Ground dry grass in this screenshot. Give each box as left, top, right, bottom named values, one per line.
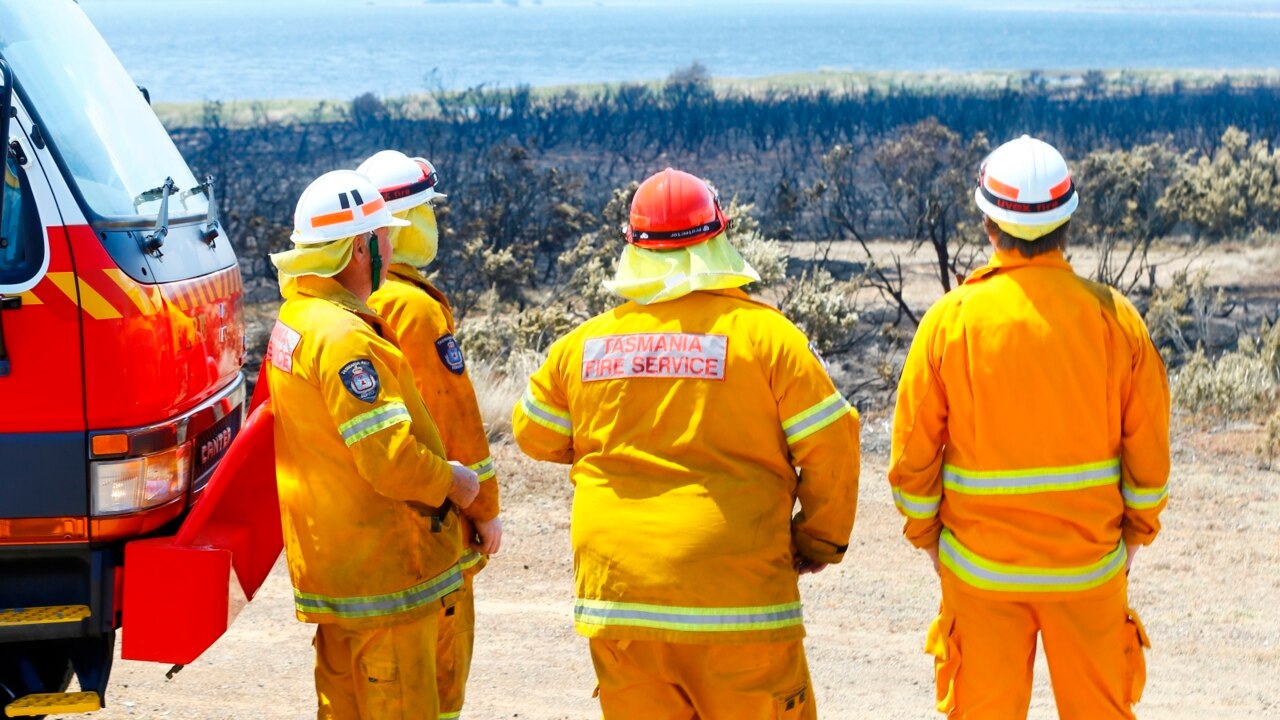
left=469, top=352, right=545, bottom=443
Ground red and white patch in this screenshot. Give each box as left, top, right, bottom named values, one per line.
left=582, top=333, right=728, bottom=382
left=267, top=321, right=302, bottom=374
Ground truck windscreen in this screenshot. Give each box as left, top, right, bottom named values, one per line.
left=0, top=0, right=207, bottom=221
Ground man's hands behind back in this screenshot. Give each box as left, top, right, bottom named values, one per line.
left=448, top=462, right=480, bottom=508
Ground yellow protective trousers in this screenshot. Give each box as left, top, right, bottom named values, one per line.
left=435, top=573, right=476, bottom=720
left=589, top=638, right=815, bottom=720
left=314, top=612, right=440, bottom=720
left=928, top=578, right=1150, bottom=720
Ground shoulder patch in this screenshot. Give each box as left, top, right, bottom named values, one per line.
left=339, top=359, right=381, bottom=403
left=435, top=334, right=466, bottom=375
left=267, top=321, right=302, bottom=374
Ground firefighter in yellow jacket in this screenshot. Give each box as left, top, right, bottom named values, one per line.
left=889, top=136, right=1170, bottom=719
left=265, top=169, right=481, bottom=719
left=513, top=168, right=860, bottom=719
left=358, top=150, right=503, bottom=720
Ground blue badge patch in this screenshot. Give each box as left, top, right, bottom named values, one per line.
left=435, top=334, right=466, bottom=376
left=339, top=359, right=381, bottom=403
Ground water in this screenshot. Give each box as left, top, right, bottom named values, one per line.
left=78, top=0, right=1280, bottom=103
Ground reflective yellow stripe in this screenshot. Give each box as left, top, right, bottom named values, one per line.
left=939, top=529, right=1126, bottom=593
left=48, top=271, right=122, bottom=320
left=438, top=712, right=461, bottom=720
left=468, top=456, right=496, bottom=482
left=942, top=458, right=1120, bottom=495
left=575, top=599, right=803, bottom=633
left=1122, top=482, right=1168, bottom=509
left=338, top=403, right=411, bottom=446
left=520, top=388, right=571, bottom=436
left=893, top=488, right=940, bottom=519
left=103, top=268, right=158, bottom=315
left=459, top=549, right=484, bottom=572
left=781, top=392, right=853, bottom=445
left=294, top=564, right=463, bottom=620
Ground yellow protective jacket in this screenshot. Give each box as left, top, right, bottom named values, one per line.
left=889, top=250, right=1170, bottom=602
left=265, top=275, right=464, bottom=630
left=368, top=265, right=500, bottom=577
left=512, top=288, right=860, bottom=645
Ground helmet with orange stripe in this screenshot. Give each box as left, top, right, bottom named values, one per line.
left=974, top=135, right=1078, bottom=241
left=291, top=169, right=408, bottom=246
left=626, top=168, right=729, bottom=250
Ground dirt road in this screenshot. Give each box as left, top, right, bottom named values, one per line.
left=78, top=414, right=1279, bottom=719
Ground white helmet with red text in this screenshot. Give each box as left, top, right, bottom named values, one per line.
left=357, top=150, right=445, bottom=215
left=974, top=135, right=1078, bottom=241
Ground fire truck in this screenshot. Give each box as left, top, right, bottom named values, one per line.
left=1, top=1, right=279, bottom=716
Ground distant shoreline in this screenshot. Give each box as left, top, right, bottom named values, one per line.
left=153, top=67, right=1280, bottom=129
left=986, top=5, right=1280, bottom=19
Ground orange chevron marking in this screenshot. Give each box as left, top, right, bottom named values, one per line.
left=152, top=268, right=242, bottom=317
left=47, top=272, right=123, bottom=321
left=163, top=283, right=189, bottom=312
left=102, top=269, right=158, bottom=316
left=17, top=290, right=42, bottom=305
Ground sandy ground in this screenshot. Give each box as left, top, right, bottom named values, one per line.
left=75, top=415, right=1280, bottom=720
left=72, top=239, right=1280, bottom=719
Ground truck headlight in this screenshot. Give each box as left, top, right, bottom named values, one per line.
left=91, top=442, right=192, bottom=515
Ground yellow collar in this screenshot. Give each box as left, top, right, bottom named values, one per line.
left=701, top=287, right=751, bottom=301
left=965, top=249, right=1073, bottom=285
left=388, top=263, right=430, bottom=288
left=387, top=264, right=452, bottom=311
left=293, top=275, right=377, bottom=317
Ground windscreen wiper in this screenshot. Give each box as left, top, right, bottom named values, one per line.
left=182, top=175, right=221, bottom=246
left=136, top=176, right=174, bottom=257
left=133, top=177, right=174, bottom=206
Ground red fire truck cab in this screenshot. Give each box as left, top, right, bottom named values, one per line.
left=1, top=2, right=277, bottom=715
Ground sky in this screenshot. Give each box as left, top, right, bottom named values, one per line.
left=77, top=0, right=1280, bottom=5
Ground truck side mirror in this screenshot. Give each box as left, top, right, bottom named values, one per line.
left=138, top=85, right=151, bottom=106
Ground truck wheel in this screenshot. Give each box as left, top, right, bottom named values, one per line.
left=0, top=645, right=74, bottom=719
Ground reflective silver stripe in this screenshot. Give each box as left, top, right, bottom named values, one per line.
left=468, top=457, right=496, bottom=482
left=893, top=488, right=940, bottom=519
left=939, top=529, right=1126, bottom=593
left=1122, top=483, right=1168, bottom=509
left=520, top=389, right=572, bottom=435
left=459, top=549, right=484, bottom=572
left=782, top=392, right=853, bottom=445
left=294, top=564, right=463, bottom=619
left=942, top=459, right=1120, bottom=495
left=574, top=599, right=803, bottom=633
left=338, top=402, right=412, bottom=446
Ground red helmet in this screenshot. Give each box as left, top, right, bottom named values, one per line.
left=626, top=168, right=730, bottom=250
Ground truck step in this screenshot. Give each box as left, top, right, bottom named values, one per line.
left=4, top=692, right=101, bottom=717
left=0, top=605, right=90, bottom=627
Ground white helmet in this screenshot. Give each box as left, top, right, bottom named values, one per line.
left=974, top=135, right=1078, bottom=233
left=291, top=169, right=409, bottom=246
left=356, top=150, right=445, bottom=215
